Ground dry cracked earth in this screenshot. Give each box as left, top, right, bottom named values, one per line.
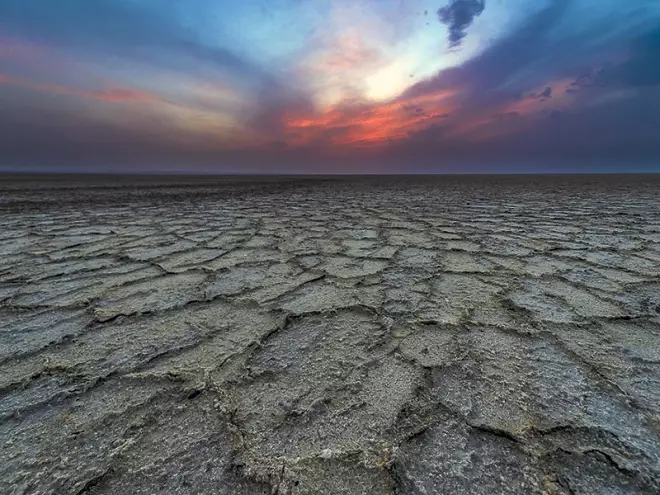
left=0, top=174, right=659, bottom=495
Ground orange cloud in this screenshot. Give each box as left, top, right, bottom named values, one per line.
left=0, top=72, right=162, bottom=104
left=88, top=88, right=160, bottom=103
left=281, top=88, right=458, bottom=149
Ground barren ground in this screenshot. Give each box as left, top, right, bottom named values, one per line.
left=1, top=175, right=659, bottom=494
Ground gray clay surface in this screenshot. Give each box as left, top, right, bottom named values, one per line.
left=0, top=175, right=659, bottom=494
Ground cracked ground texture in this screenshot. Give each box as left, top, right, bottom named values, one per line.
left=0, top=174, right=659, bottom=494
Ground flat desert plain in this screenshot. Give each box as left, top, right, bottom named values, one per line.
left=0, top=175, right=659, bottom=494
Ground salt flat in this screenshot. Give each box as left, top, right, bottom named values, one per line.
left=0, top=175, right=659, bottom=494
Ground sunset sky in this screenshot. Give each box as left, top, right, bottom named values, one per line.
left=1, top=0, right=659, bottom=173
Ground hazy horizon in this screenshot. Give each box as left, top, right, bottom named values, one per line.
left=2, top=163, right=659, bottom=176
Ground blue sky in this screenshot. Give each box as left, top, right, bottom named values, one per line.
left=1, top=0, right=659, bottom=173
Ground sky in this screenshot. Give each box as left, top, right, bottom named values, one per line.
left=1, top=0, right=660, bottom=174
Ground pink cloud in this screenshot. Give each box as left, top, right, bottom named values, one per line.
left=0, top=72, right=162, bottom=105
left=88, top=88, right=160, bottom=103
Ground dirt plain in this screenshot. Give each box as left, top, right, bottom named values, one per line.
left=0, top=174, right=659, bottom=494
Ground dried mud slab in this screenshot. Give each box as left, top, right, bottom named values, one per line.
left=0, top=175, right=659, bottom=494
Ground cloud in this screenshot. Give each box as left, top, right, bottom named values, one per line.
left=531, top=86, right=552, bottom=100
left=491, top=111, right=521, bottom=121
left=378, top=0, right=660, bottom=164
left=0, top=0, right=311, bottom=151
left=0, top=83, right=255, bottom=171
left=0, top=0, right=266, bottom=81
left=597, top=25, right=660, bottom=88
left=561, top=23, right=660, bottom=95
left=437, top=0, right=486, bottom=47
left=0, top=73, right=161, bottom=104
left=89, top=88, right=161, bottom=104
left=2, top=0, right=660, bottom=172
left=406, top=0, right=571, bottom=101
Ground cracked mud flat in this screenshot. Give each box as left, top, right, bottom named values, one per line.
left=1, top=174, right=659, bottom=494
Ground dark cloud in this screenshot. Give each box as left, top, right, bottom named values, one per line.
left=268, top=141, right=289, bottom=151
left=0, top=92, right=279, bottom=174
left=388, top=0, right=660, bottom=166
left=388, top=84, right=660, bottom=166
left=0, top=0, right=264, bottom=80
left=597, top=26, right=660, bottom=88
left=0, top=87, right=188, bottom=165
left=569, top=68, right=606, bottom=90
left=563, top=23, right=660, bottom=94
left=437, top=0, right=486, bottom=47
left=403, top=122, right=450, bottom=143
left=407, top=0, right=571, bottom=100
left=529, top=87, right=552, bottom=100
left=395, top=0, right=578, bottom=147
left=491, top=111, right=521, bottom=122
left=505, top=91, right=660, bottom=160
